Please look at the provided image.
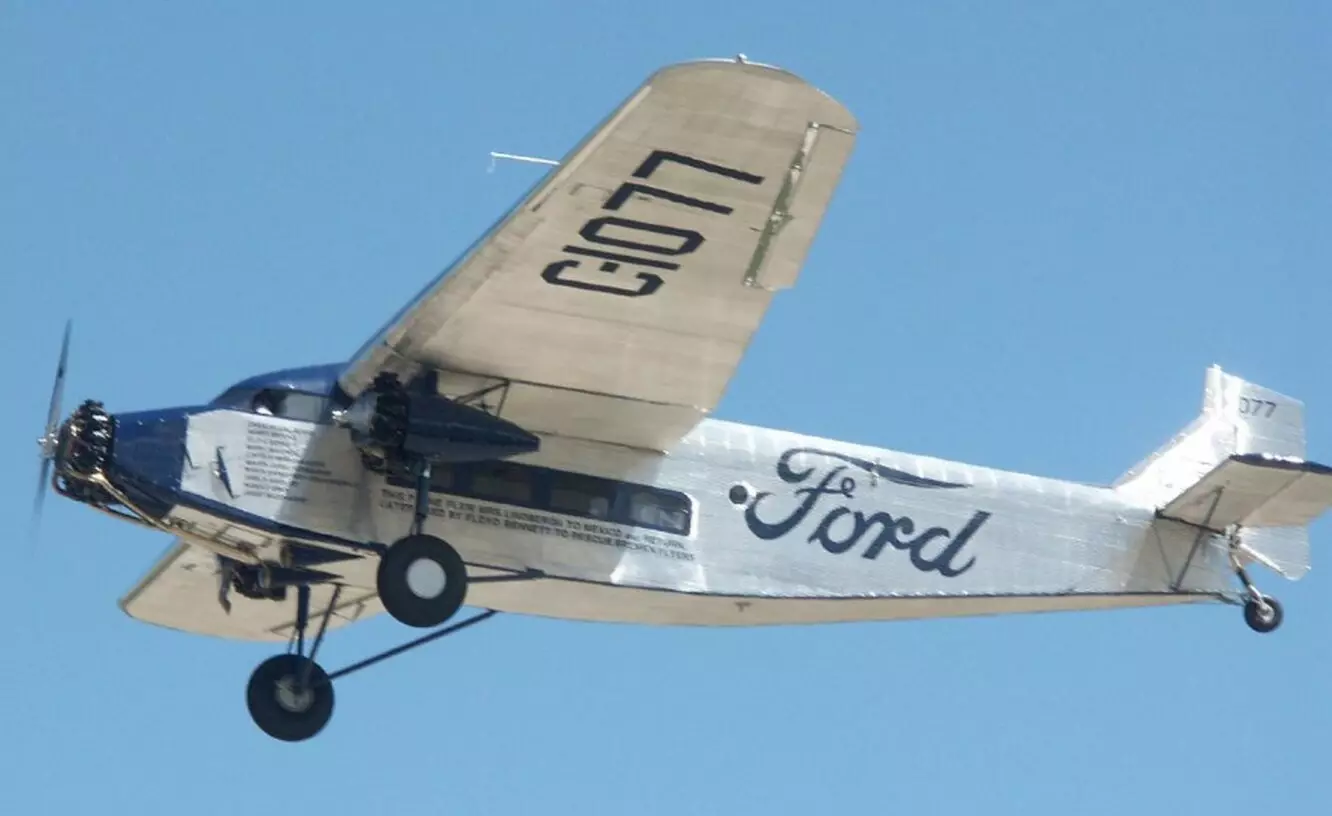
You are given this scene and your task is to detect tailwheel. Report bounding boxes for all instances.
[1229,536,1283,635]
[1243,595,1283,634]
[246,654,334,742]
[377,533,468,628]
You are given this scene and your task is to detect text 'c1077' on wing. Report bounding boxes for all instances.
[541,150,765,297]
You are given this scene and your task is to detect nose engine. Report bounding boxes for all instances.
[51,399,116,506]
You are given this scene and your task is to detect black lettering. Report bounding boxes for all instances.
[603,181,733,215]
[808,507,862,554]
[580,216,703,256]
[859,513,917,560]
[743,447,988,578]
[924,511,988,577]
[744,465,855,540]
[633,149,765,186]
[900,527,951,572]
[541,259,662,297]
[561,244,680,270]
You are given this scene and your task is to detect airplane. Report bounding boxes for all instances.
[33,56,1332,743]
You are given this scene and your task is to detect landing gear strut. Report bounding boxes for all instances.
[243,370,530,741]
[376,459,469,628]
[245,580,498,742]
[246,584,338,742]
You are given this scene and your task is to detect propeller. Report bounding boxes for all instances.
[32,320,72,539]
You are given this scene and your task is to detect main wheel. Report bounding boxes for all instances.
[1243,595,1283,633]
[377,534,468,628]
[246,654,334,742]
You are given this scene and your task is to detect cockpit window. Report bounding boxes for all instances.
[252,390,281,416]
[250,389,330,422]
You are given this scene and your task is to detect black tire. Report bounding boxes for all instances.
[377,534,468,628]
[1243,596,1283,633]
[246,654,335,742]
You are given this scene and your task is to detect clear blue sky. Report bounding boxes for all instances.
[2,2,1329,812]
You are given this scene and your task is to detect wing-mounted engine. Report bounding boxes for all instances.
[335,372,539,472]
[329,371,537,640]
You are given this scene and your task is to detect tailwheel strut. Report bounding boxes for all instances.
[1229,536,1283,635]
[245,581,498,742]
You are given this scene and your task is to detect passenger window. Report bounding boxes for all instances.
[549,475,613,519]
[428,464,455,491]
[470,463,533,504]
[385,460,455,491]
[627,490,691,534]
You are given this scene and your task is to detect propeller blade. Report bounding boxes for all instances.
[31,319,72,545]
[45,320,71,436]
[30,457,51,537]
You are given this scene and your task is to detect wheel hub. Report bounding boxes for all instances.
[274,675,315,714]
[405,557,447,599]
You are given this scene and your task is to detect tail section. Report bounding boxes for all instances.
[1116,366,1326,580]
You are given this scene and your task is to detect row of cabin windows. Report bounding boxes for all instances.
[386,460,693,536]
[221,387,691,535]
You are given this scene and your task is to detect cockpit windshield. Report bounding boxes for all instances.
[209,363,345,422]
[249,389,330,422]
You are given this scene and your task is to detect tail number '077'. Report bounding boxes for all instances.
[1239,397,1278,418]
[541,150,764,297]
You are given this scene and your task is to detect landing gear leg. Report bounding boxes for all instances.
[412,460,432,537]
[1230,538,1283,634]
[376,458,469,628]
[246,583,341,742]
[243,592,498,743]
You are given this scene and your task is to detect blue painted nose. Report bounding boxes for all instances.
[107,408,189,520]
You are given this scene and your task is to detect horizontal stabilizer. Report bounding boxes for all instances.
[1158,453,1332,532]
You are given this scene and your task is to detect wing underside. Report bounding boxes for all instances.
[119,540,383,642]
[339,58,858,450]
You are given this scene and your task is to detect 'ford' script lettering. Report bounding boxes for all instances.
[742,448,989,578]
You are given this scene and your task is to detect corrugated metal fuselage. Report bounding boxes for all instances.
[144,408,1234,626]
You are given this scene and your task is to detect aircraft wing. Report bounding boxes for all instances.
[338,58,858,451]
[119,540,383,642]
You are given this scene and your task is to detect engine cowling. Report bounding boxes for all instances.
[337,373,539,469]
[53,399,116,506]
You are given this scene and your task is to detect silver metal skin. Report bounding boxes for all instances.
[117,364,1323,641]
